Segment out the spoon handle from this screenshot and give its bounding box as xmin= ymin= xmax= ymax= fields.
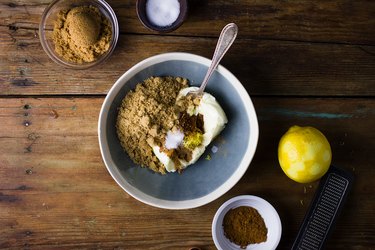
xmin=198 ymin=23 xmax=238 ymax=93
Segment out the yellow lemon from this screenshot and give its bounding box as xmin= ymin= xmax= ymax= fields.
xmin=278 ymin=126 xmax=332 ymax=183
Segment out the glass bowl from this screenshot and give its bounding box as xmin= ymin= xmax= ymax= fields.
xmin=39 ymin=0 xmax=119 ymax=69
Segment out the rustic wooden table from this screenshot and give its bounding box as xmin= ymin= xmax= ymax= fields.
xmin=1 ymin=1 xmax=374 ymax=249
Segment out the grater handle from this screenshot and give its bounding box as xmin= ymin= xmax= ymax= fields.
xmin=291 ymin=166 xmax=354 ymax=250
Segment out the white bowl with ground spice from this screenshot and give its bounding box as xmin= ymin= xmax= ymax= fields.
xmin=212 ymin=195 xmax=282 ymax=250
xmin=39 ymin=0 xmax=119 ymax=69
xmin=98 ymin=52 xmax=259 ymax=209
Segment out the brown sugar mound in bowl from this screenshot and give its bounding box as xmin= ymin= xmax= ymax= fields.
xmin=52 ymin=5 xmax=111 ymax=63
xmin=116 ymin=76 xmax=188 ymax=174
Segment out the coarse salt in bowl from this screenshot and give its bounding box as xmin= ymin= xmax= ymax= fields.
xmin=146 ymin=0 xmax=180 ymax=27
xmin=98 ymin=52 xmax=259 ymax=209
xmin=212 ymin=195 xmax=282 ymax=250
xmin=136 ymin=0 xmax=188 ymax=33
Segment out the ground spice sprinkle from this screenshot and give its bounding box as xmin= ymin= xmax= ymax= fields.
xmin=223 ymin=206 xmax=268 ymax=248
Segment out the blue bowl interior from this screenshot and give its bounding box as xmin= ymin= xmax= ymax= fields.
xmin=106 ymin=60 xmax=250 ymax=201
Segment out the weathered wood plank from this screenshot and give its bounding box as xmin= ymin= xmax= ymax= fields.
xmin=1 ymin=26 xmax=374 ymax=96
xmin=0 ymin=97 xmax=374 ymax=249
xmin=1 ymin=0 xmax=375 ymax=45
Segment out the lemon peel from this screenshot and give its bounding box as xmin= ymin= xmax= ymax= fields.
xmin=278 ymin=125 xmax=332 ymax=183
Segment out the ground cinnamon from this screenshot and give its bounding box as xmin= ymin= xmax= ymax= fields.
xmin=223 ymin=206 xmax=267 ymax=248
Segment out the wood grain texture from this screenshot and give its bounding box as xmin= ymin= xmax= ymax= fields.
xmin=0 ymin=97 xmax=374 ymax=249
xmin=1 ymin=26 xmax=374 ymax=96
xmin=1 ymin=0 xmax=375 ymax=45
xmin=1 ymin=0 xmax=374 ymax=249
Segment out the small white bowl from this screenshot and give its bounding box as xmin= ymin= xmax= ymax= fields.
xmin=212 ymin=195 xmax=282 ymax=250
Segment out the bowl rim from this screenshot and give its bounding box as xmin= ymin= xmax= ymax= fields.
xmin=211 ymin=195 xmax=282 ymax=250
xmin=39 ymin=0 xmax=119 ymax=69
xmin=98 ymin=52 xmax=259 ymax=209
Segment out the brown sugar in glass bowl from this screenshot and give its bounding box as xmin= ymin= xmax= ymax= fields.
xmin=39 ymin=0 xmax=119 ymax=69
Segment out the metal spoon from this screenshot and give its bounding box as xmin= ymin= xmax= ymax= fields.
xmin=188 ymin=23 xmax=238 ymax=96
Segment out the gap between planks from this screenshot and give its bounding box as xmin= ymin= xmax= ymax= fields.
xmin=2 ymin=24 xmax=375 ymax=47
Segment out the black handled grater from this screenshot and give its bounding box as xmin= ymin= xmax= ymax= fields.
xmin=291 ymin=165 xmax=354 ymax=250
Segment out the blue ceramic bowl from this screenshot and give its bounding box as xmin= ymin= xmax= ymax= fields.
xmin=98 ymin=53 xmax=259 ymax=209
